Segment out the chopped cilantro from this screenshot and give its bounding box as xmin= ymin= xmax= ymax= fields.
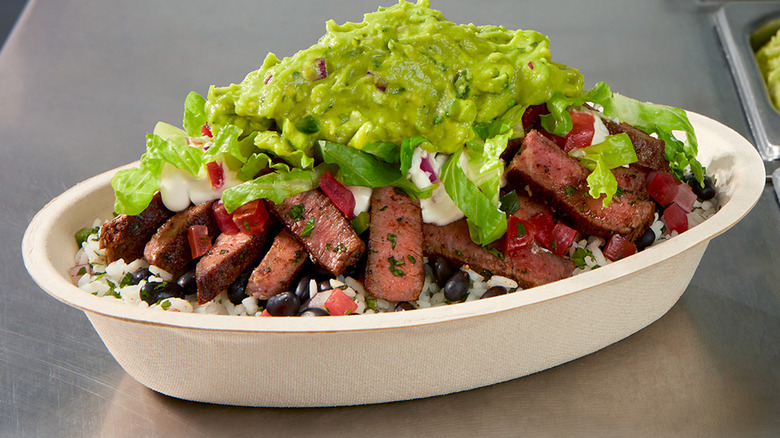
xmin=119 ymin=272 xmax=133 ymax=287
xmin=571 ymin=247 xmax=593 ymax=269
xmin=388 ymin=256 xmax=406 ymax=276
xmin=289 ymin=203 xmax=305 ymax=220
xmin=388 ymin=233 xmax=397 ymax=249
xmin=300 ymin=216 xmax=316 ymax=237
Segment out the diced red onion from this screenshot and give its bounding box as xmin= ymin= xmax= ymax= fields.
xmin=69 ymin=264 xmax=90 ymax=284
xmin=264 ymin=74 xmax=273 ymax=84
xmin=420 ymin=156 xmax=438 ymax=183
xmin=672 ymin=183 xmax=697 ymax=213
xmin=528 ymin=62 xmax=534 ymax=69
xmin=313 ymin=58 xmax=328 ymax=81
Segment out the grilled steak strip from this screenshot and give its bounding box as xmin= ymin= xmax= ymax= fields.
xmin=99 ymin=192 xmax=173 ymax=263
xmin=270 ymin=190 xmax=365 ymax=276
xmin=422 ymin=219 xmax=574 ymax=289
xmin=364 ymin=186 xmax=424 ymax=302
xmin=144 ymin=201 xmax=220 ymax=277
xmin=601 ymin=118 xmax=670 ymax=172
xmin=505 ymin=130 xmax=655 ymax=242
xmin=196 ymin=231 xmax=268 ymax=304
xmin=246 ymin=229 xmax=308 ymax=300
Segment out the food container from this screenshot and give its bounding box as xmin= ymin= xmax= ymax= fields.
xmin=716 ymin=1 xmax=780 ymax=160
xmin=22 ymin=112 xmax=764 ymax=407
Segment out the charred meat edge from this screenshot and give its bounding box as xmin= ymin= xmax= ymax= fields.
xmin=246 ymin=229 xmax=308 ymax=300
xmin=99 ymin=192 xmax=173 ymax=263
xmin=143 ymin=201 xmax=220 ymax=278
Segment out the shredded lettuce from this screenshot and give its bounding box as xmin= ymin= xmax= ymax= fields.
xmin=183 ymin=92 xmax=208 ymax=137
xmin=606 ymin=93 xmax=703 ymax=183
xmin=440 ymin=148 xmax=507 ymax=245
xmin=540 ymin=81 xmax=704 ymax=197
xmin=111 ymin=166 xmax=159 ymax=216
xmin=222 ymin=166 xmax=327 ymax=213
xmin=318 ymin=141 xmax=432 ymax=199
xmin=399 ymin=136 xmax=428 ymax=175
xmin=361 ymin=141 xmax=400 ymax=163
xmin=569 ymin=133 xmax=637 ymax=206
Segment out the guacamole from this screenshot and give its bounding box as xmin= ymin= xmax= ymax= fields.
xmin=206 ymin=0 xmax=583 ymax=166
xmin=111 ymin=0 xmax=702 ymax=247
xmin=756 ymin=28 xmax=780 ymax=111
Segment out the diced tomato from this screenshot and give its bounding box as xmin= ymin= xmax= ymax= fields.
xmin=206 ymin=161 xmax=225 ymax=190
xmin=505 ymin=216 xmax=535 ymax=256
xmin=232 ymin=199 xmax=270 ymax=235
xmin=563 ymin=110 xmax=596 ymax=152
xmin=647 ymin=171 xmax=697 ymax=212
xmin=529 ymin=212 xmax=555 ymax=249
xmin=187 ymin=225 xmax=212 ymax=258
xmin=663 ymin=203 xmax=689 ymax=234
xmin=324 ymin=289 xmax=358 ymax=316
xmin=647 ymin=171 xmax=679 ymax=207
xmin=259 ymin=309 xmax=272 ymax=317
xmin=551 ymin=223 xmax=578 ymax=256
xmin=319 ymin=171 xmax=356 ymax=220
xmin=602 ymin=234 xmax=637 ymax=262
xmin=201 ymin=125 xmax=212 ymax=137
xmin=212 ymin=200 xmax=240 ymax=235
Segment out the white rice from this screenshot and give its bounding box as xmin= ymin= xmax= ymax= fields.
xmin=72 ymin=193 xmax=719 ymax=316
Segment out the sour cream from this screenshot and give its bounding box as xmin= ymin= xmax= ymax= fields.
xmin=158 ymin=161 xmax=243 ymax=212
xmin=407 ymin=147 xmax=465 ymax=226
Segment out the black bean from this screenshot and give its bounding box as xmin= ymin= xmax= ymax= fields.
xmin=634 ymin=228 xmax=656 ymax=252
xmin=685 ymin=174 xmax=717 ymax=201
xmin=481 ymin=286 xmax=507 ymax=299
xmin=294 ymin=275 xmax=315 ymax=304
xmin=442 ymin=271 xmax=470 ymax=302
xmin=394 ymin=301 xmax=416 ymax=311
xmin=266 ymin=292 xmax=300 ymax=316
xmin=318 ymin=279 xmax=333 ymax=292
xmin=431 ymin=255 xmax=456 ymax=286
xmin=299 ymin=307 xmax=329 ymax=317
xmin=141 ymin=281 xmax=185 ymax=305
xmin=176 ymin=270 xmax=197 ymax=295
xmin=128 ymin=267 xmax=152 ymax=286
xmin=227 ymin=272 xmax=251 ymax=305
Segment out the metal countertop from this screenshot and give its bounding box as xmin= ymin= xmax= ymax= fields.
xmin=2 ymin=0 xmax=779 ymax=436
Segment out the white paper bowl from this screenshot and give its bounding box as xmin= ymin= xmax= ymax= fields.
xmin=22 ymin=112 xmax=764 ymax=407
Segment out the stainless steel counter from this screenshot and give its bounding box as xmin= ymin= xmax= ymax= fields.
xmin=2 ymin=0 xmax=779 ymax=436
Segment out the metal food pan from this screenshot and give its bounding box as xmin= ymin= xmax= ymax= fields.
xmin=716 ymin=1 xmax=780 ymax=161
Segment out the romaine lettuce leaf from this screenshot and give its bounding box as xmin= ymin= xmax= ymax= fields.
xmin=183 ymin=91 xmax=208 ymax=137
xmin=400 ymin=136 xmax=427 ymax=176
xmin=145 ymin=133 xmax=203 ymax=178
xmin=541 ymin=81 xmax=703 ymax=188
xmin=111 ymin=167 xmax=160 ymax=216
xmin=440 ymin=148 xmax=507 ymax=246
xmin=569 ymin=133 xmax=637 ymax=206
xmin=222 ymin=166 xmax=327 ymax=213
xmin=318 ymin=141 xmax=432 ymax=199
xmin=606 ymin=93 xmax=703 ymax=183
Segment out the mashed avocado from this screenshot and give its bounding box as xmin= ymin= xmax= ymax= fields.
xmin=206 ymin=0 xmax=583 ymax=166
xmin=756 ymin=29 xmax=780 ymax=111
